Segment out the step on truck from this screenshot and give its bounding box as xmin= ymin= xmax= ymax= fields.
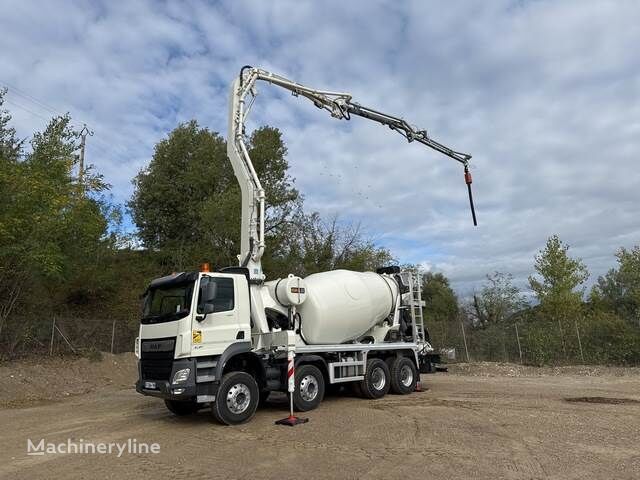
xmin=135 ymin=67 xmax=476 ymax=425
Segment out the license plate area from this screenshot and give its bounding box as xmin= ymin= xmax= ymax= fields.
xmin=144 ymin=381 xmax=157 ymax=390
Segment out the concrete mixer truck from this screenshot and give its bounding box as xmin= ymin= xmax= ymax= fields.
xmin=135 ymin=67 xmax=476 ymax=425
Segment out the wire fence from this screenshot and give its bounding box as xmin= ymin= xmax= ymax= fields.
xmin=47 ymin=316 xmax=137 ymax=356
xmin=427 ymin=316 xmax=640 ymax=366
xmin=3 ymin=312 xmax=638 ymax=366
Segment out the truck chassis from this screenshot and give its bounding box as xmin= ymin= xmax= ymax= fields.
xmin=137 ymin=328 xmax=440 ymax=425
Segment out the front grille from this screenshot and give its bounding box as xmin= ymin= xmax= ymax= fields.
xmin=140 ymin=338 xmax=175 ymax=381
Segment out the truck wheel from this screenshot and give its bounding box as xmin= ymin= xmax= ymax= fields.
xmin=211 ymin=371 xmax=259 ymax=425
xmin=360 ymin=358 xmax=390 ymax=399
xmin=389 ymin=357 xmax=417 ymax=394
xmin=293 ymin=364 xmax=325 ymax=412
xmin=164 ymin=399 xmax=199 ymax=416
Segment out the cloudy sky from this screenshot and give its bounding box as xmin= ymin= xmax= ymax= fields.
xmin=1 ymin=0 xmax=638 ymax=294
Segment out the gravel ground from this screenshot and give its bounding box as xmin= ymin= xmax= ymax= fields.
xmin=1 ymin=356 xmax=639 ymax=479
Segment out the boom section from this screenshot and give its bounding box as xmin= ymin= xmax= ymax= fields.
xmin=227 ymin=67 xmax=476 ymax=281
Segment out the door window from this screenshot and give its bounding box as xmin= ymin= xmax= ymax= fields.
xmin=198 ymin=277 xmax=235 ymax=313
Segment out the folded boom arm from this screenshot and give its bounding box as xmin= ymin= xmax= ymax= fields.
xmin=227 ymin=66 xmax=476 ymax=281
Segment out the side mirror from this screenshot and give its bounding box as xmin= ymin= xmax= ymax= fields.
xmin=202 ymin=303 xmax=215 ymax=315
xmin=198 ymin=277 xmax=218 ymax=315
xmin=196 ymin=302 xmax=215 ymax=322
xmin=197 ymin=277 xmax=218 ymax=316
xmin=204 ymin=281 xmax=217 ymax=300
xmin=199 ymin=277 xmax=217 ymax=300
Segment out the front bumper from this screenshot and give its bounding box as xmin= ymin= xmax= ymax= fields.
xmin=136 ymin=358 xmax=218 ymax=400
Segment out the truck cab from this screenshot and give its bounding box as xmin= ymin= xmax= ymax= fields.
xmin=135 ymin=269 xmax=252 ymax=408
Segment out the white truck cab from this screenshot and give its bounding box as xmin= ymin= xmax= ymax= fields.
xmin=136 ymin=269 xmax=256 ymax=412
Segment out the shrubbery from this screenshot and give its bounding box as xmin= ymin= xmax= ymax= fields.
xmin=426 ymin=238 xmax=640 ymax=366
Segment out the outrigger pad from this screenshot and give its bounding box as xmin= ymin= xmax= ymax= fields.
xmin=275 ymin=415 xmax=309 ymax=427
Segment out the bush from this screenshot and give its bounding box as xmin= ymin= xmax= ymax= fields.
xmin=578 ymin=311 xmax=640 ymax=365
xmin=454 ymin=307 xmax=640 ymax=366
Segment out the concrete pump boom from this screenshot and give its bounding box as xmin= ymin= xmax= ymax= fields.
xmin=227 ymin=66 xmax=476 ymax=282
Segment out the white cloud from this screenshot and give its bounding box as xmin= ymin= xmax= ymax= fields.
xmin=1 ymin=0 xmax=638 ymax=294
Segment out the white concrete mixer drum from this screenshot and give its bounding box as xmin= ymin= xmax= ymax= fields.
xmin=297 ymin=270 xmax=399 ymax=344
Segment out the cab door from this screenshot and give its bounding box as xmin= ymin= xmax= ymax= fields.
xmin=193 ymin=274 xmax=241 ymax=355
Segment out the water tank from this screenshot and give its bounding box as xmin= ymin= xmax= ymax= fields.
xmin=297 ymin=270 xmax=398 ymax=344
xmin=265 ymin=274 xmax=307 ymax=306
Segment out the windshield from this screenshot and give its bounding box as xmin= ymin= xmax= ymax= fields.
xmin=142 ymin=281 xmax=194 ymax=324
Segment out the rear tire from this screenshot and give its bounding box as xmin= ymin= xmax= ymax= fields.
xmin=164 ymin=399 xmax=199 ymax=416
xmin=360 ymin=358 xmax=390 ymax=399
xmin=293 ymin=364 xmax=325 ymax=412
xmin=389 ymin=357 xmax=417 ymax=394
xmin=211 ymin=371 xmax=259 ymax=425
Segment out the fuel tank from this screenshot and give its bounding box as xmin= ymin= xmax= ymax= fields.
xmin=297 ymin=270 xmax=398 ymax=344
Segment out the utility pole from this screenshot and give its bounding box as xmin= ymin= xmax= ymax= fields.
xmin=78 ymin=124 xmax=93 ymax=195
xmin=575 ymin=319 xmax=584 ymax=363
xmin=110 ymin=320 xmax=116 ymax=354
xmin=515 ymin=323 xmax=523 ymax=364
xmin=50 ymin=317 xmax=56 ymax=356
xmin=460 ymin=319 xmax=470 ymax=363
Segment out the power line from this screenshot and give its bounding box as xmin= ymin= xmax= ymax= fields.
xmin=1 ymin=81 xmax=132 ymax=158
xmin=0 ymin=80 xmax=65 ymax=117
xmin=4 ymin=98 xmax=51 ymax=123
xmin=1 ymin=79 xmax=92 ymax=135
xmin=2 ymin=94 xmax=116 ymax=161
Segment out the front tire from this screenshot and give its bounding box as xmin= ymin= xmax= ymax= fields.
xmin=359 ymin=358 xmax=391 ymax=399
xmin=293 ymin=364 xmax=325 ymax=412
xmin=211 ymin=371 xmax=259 ymax=425
xmin=389 ymin=357 xmax=417 ymax=394
xmin=164 ymin=399 xmax=199 ymax=416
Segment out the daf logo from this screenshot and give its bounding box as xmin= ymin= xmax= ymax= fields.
xmin=142 ymin=340 xmax=173 ymax=352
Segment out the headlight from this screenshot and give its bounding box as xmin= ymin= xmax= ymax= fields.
xmin=134 ymin=337 xmax=140 ymax=358
xmin=172 ymin=368 xmax=191 ymax=384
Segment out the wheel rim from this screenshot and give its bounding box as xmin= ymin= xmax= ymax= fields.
xmin=299 ymin=374 xmax=319 ymax=402
xmin=226 ymin=383 xmax=251 ymax=414
xmin=371 ymin=367 xmax=386 ymax=390
xmin=400 ymin=364 xmax=414 ymax=387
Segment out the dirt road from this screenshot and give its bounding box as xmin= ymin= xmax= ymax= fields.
xmin=1 ymin=359 xmax=639 ymax=479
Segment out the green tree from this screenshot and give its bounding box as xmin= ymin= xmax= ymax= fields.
xmin=421 ymin=272 xmax=459 ymax=348
xmin=270 ymin=214 xmax=393 ymax=277
xmin=129 ymin=121 xmax=392 ymax=278
xmin=528 ymin=235 xmax=589 ymax=320
xmin=591 ymin=245 xmax=640 ymax=325
xmin=470 ymin=271 xmax=528 ymax=327
xmin=0 ymin=89 xmax=22 ymax=162
xmin=129 ymin=122 xmax=300 ymax=271
xmin=422 ymin=272 xmax=459 ymax=322
xmin=0 ymin=107 xmax=111 ymax=354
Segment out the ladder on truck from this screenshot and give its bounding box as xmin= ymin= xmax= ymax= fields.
xmin=402 ymin=270 xmax=426 ymax=343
